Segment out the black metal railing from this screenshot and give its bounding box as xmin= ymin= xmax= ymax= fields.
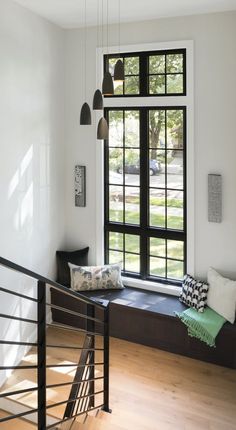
xmin=0 ymin=256 xmax=110 ymax=429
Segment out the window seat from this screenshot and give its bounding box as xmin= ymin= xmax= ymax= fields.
xmin=51 ymin=286 xmax=236 ymax=369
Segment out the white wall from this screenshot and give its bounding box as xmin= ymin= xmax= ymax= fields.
xmin=64 ymin=11 xmax=236 ymax=280
xmin=0 ymin=0 xmax=65 ymax=384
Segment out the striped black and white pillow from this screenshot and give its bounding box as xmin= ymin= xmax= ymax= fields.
xmin=179 ymin=274 xmax=209 ymax=312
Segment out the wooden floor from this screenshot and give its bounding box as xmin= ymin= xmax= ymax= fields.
xmin=0 ymin=327 xmax=236 ymax=429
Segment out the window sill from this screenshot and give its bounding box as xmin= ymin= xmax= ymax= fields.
xmin=122 ymin=276 xmax=180 ymax=297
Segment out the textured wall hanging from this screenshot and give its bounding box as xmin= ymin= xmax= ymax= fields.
xmin=75 ymin=165 xmax=86 ymax=207
xmin=208 ymin=174 xmax=222 ymax=223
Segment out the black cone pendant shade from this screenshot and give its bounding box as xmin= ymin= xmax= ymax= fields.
xmin=102 ymin=72 xmax=114 ymax=96
xmin=80 ymin=102 xmax=92 ymax=125
xmin=97 ymin=117 xmax=108 ymax=140
xmin=114 ymin=59 xmax=125 ymax=84
xmin=93 ymin=89 xmax=103 ymax=110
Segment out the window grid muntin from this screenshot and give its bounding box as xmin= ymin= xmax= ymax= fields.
xmin=107 ymin=54 xmax=140 ymax=95
xmin=107 ymin=109 xmax=141 ymax=227
xmin=104 ymin=48 xmax=186 ymax=97
xmin=107 ymin=231 xmax=141 ymax=274
xmin=148 ymin=107 xmax=185 ymax=233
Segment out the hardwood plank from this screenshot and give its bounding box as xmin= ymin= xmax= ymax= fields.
xmin=0 ymin=410 xmax=36 ymax=430
xmin=1 ymin=327 xmax=235 ymax=430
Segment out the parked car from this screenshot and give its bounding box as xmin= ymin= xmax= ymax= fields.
xmin=117 ymin=159 xmax=161 ymax=176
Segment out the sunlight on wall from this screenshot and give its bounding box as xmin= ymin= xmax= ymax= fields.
xmin=8 ymin=170 xmax=19 ymax=200
xmin=21 ymin=182 xmax=33 ymax=226
xmin=8 ymin=145 xmax=33 ymax=200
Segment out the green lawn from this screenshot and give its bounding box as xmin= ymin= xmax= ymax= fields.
xmin=126 ymin=196 xmax=183 ymax=208
xmin=110 ymin=209 xmax=183 ymax=230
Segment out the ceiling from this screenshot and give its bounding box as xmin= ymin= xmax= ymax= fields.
xmin=14 ymin=0 xmax=236 ymax=29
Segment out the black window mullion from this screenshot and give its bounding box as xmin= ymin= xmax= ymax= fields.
xmin=164 ymin=54 xmax=167 ymax=94
xmin=104 ymin=108 xmax=110 ymax=265
xmin=140 ymin=53 xmax=148 ymax=97
xmin=140 ymin=108 xmax=148 ymax=279
xmin=123 ymin=110 xmax=126 ymax=268
xmin=164 ymin=109 xmax=167 ymax=232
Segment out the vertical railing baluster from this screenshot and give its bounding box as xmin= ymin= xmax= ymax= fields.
xmin=37 ymin=281 xmax=46 ymax=430
xmin=87 ymin=304 xmax=95 ymax=409
xmin=103 ymin=303 xmax=110 ymax=413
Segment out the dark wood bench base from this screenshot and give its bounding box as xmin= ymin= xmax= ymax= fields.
xmin=51 ymin=286 xmax=236 ymax=369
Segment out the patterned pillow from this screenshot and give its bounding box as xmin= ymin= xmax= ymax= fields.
xmin=68 ymin=263 xmax=124 ymax=292
xmin=179 ymin=274 xmax=209 ymax=312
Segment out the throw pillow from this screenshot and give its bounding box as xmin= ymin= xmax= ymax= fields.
xmin=179 ymin=274 xmax=209 ymax=312
xmin=207 ymin=267 xmax=236 ymax=324
xmin=68 ymin=263 xmax=124 ymax=292
xmin=56 ymin=247 xmax=89 ymax=287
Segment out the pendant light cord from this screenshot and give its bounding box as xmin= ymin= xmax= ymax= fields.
xmin=97 ymin=0 xmax=99 ymax=85
xmin=118 ymin=0 xmax=120 ymax=55
xmin=102 ymin=0 xmax=103 ymax=51
xmin=84 ymin=0 xmax=87 ymax=100
xmin=106 ymin=0 xmax=109 ymax=56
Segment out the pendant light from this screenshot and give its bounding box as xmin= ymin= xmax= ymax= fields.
xmin=97 ymin=117 xmax=108 ymax=140
xmin=114 ymin=0 xmax=124 ymax=85
xmin=80 ymin=102 xmax=91 ymax=125
xmin=80 ymin=0 xmax=92 ymax=125
xmin=93 ymin=89 xmax=103 ymax=110
xmin=102 ymin=0 xmax=114 ymax=96
xmin=93 ymin=0 xmax=103 ymax=110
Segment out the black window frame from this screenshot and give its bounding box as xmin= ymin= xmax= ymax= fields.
xmin=104 ymin=48 xmax=186 ymax=97
xmin=104 ymin=106 xmax=187 ymax=287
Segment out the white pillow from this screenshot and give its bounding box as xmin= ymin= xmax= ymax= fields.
xmin=207 ymin=267 xmax=236 ymax=324
xmin=68 ymin=263 xmax=124 ymax=292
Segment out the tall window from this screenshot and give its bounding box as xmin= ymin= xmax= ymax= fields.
xmin=104 ymin=49 xmax=186 ymax=285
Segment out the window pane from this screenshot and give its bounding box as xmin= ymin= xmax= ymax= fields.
xmin=150 ymin=257 xmax=165 ymax=277
xmin=125 ymin=57 xmax=139 ymax=75
xmin=166 ymin=54 xmax=183 ymax=73
xmin=167 ymin=190 xmax=183 ymax=230
xmin=149 ymin=189 xmax=165 ymax=228
xmin=125 ymin=253 xmax=140 ymax=273
xmin=109 ymin=250 xmax=123 ymax=269
xmin=167 ymin=260 xmax=184 ymax=279
xmin=150 ymin=238 xmax=166 ymax=257
xmin=125 ymin=76 xmax=139 ymax=94
xmin=125 ymin=149 xmax=140 ymax=186
xmin=167 ymin=240 xmax=184 ymax=260
xmin=114 ymin=82 xmax=123 ymax=95
xmin=149 ymin=149 xmax=165 ymax=188
xmin=125 ymin=111 xmax=140 ymax=148
xmin=149 ymin=75 xmax=165 ymax=94
xmin=125 ymin=234 xmax=140 ymax=254
xmin=109 ymin=148 xmax=123 ymax=185
xmin=109 ymin=111 xmax=123 ymax=147
xmin=167 ymin=110 xmax=184 ymax=149
xmin=149 ymin=110 xmax=165 ymax=149
xmin=125 ymin=187 xmax=140 ymax=224
xmin=167 ymin=150 xmax=183 ymax=190
xmin=149 ymin=55 xmax=165 ymax=74
xmin=109 ymin=232 xmax=123 ymax=251
xmin=167 ymin=74 xmax=183 ymax=93
xmin=109 ymin=186 xmax=123 ymax=223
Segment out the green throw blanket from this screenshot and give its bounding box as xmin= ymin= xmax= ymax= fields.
xmin=175 ymin=307 xmax=226 ymax=347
